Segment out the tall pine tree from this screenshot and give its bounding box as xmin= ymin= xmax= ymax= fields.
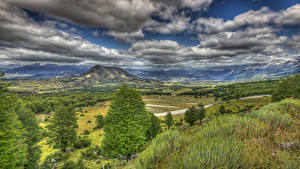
xmin=102 ymin=84 xmax=151 ymax=158
xmin=165 ymin=112 xmax=174 ymax=129
xmin=48 ymin=104 xmax=78 ymax=152
xmin=0 ymin=74 xmax=27 ymax=168
xmin=17 ymin=105 xmax=42 ymax=169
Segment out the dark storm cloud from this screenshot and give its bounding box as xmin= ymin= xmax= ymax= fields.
xmin=0 ymin=1 xmax=124 ymax=65
xmin=0 ymin=1 xmax=299 ymax=70
xmin=9 ymin=0 xmax=213 ymax=43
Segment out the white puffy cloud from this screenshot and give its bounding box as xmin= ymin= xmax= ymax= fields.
xmin=275 ymin=4 xmax=300 ymax=25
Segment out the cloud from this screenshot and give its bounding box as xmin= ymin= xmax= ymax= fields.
xmin=0 ymin=0 xmax=299 ymax=71
xmin=92 ymin=31 xmax=99 ymax=37
xmin=275 ymin=4 xmax=300 ymax=25
xmin=9 ymin=0 xmax=213 ymax=33
xmin=0 ymin=1 xmax=125 ymax=65
xmin=144 ymin=15 xmax=190 ymax=34
xmin=191 ymin=4 xmax=300 ymax=35
xmin=106 ymin=30 xmax=144 ymax=44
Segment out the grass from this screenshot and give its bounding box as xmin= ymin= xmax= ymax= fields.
xmin=76 ymin=101 xmax=110 ymax=134
xmin=132 ymin=99 xmax=300 ymax=169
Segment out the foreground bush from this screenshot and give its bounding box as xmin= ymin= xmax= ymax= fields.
xmin=200 ymin=115 xmax=267 ymax=139
xmin=134 ymin=130 xmax=191 ymax=169
xmin=182 ymin=136 xmax=246 ymax=169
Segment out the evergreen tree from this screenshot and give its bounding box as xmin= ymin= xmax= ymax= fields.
xmin=196 ymin=103 xmax=205 ymax=122
xmin=165 ymin=112 xmax=174 ymax=129
xmin=17 ymin=106 xmax=42 ymax=169
xmin=219 ymin=105 xmax=226 ymax=115
xmin=146 ymin=113 xmax=161 ymax=140
xmin=48 ymin=104 xmax=78 ymax=152
xmin=94 ymin=115 xmax=105 ymax=130
xmin=184 ymin=106 xmax=197 ymax=126
xmin=0 ymin=76 xmax=27 ymax=168
xmin=102 ymin=84 xmax=151 ymax=158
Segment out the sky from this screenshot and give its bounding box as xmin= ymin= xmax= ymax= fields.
xmin=0 ymin=0 xmax=300 ymax=70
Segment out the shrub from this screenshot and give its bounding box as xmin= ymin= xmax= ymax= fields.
xmin=81 ymin=146 xmax=102 ymax=160
xmin=134 ymin=130 xmax=191 ymax=169
xmin=94 ymin=115 xmax=105 ymax=130
xmin=82 ymin=130 xmax=90 ymax=135
xmin=73 ymin=136 xmax=91 ymax=149
xmin=182 ymin=136 xmax=246 ymax=169
xmin=62 ymin=158 xmax=85 ymax=169
xmin=201 ymin=115 xmax=267 ymax=140
xmin=41 ymin=151 xmax=69 ymax=169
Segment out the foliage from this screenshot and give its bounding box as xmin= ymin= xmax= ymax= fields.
xmin=146 ymin=113 xmax=162 ymax=140
xmin=94 ymin=114 xmax=105 ymax=130
xmin=184 ymin=104 xmax=206 ymax=126
xmin=196 ymin=103 xmax=205 ymax=122
xmin=81 ymin=146 xmax=102 ymax=160
xmin=47 ymin=104 xmax=78 ymax=152
xmin=73 ymin=136 xmax=91 ymax=149
xmin=102 ymin=84 xmax=151 ymax=158
xmin=272 ymin=75 xmax=300 ymax=102
xmin=184 ymin=106 xmax=197 ymax=126
xmin=182 ymin=136 xmax=245 ymax=169
xmin=16 ymin=105 xmax=42 ymax=169
xmin=40 ymin=151 xmax=69 ymax=169
xmin=219 ymin=105 xmax=226 ymax=115
xmin=134 ymin=130 xmax=191 ymax=169
xmin=165 ymin=112 xmax=174 ymax=129
xmin=0 ymin=79 xmax=27 ymax=169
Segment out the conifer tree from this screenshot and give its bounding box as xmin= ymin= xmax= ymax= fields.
xmin=196 ymin=103 xmax=205 ymax=122
xmin=102 ymin=84 xmax=151 ymax=158
xmin=94 ymin=114 xmax=105 ymax=130
xmin=146 ymin=113 xmax=161 ymax=140
xmin=219 ymin=105 xmax=226 ymax=115
xmin=165 ymin=112 xmax=174 ymax=129
xmin=17 ymin=106 xmax=42 ymax=169
xmin=184 ymin=106 xmax=197 ymax=126
xmin=0 ymin=75 xmax=27 ymax=168
xmin=48 ymin=104 xmax=78 ymax=152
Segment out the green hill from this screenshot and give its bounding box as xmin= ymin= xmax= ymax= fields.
xmin=131 ymin=99 xmax=300 ymax=169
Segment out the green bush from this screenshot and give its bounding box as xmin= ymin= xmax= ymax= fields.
xmin=201 ymin=115 xmax=266 ymax=139
xmin=41 ymin=151 xmax=69 ymax=169
xmin=81 ymin=146 xmax=102 ymax=160
xmin=134 ymin=130 xmax=191 ymax=169
xmin=182 ymin=136 xmax=246 ymax=169
xmin=73 ymin=136 xmax=91 ymax=149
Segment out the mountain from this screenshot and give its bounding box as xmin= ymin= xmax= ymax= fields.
xmin=126 ymin=57 xmax=300 ymax=82
xmin=80 ymin=65 xmax=142 ymax=83
xmin=1 ymin=63 xmax=90 ymax=79
xmin=1 ymin=57 xmax=299 ymax=82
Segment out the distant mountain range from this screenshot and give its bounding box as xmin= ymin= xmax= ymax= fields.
xmin=1 ymin=58 xmax=299 ymax=83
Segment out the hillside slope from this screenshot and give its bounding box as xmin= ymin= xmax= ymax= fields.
xmin=132 ymin=99 xmax=300 ymax=169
